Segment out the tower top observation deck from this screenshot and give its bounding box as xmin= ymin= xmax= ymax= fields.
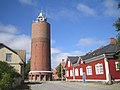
xmin=36 ymin=10 xmax=47 ymax=22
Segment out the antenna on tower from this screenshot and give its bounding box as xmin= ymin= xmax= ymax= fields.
xmin=46 ymin=9 xmax=47 ymax=18
xmin=35 ymin=0 xmax=47 ymax=22
xmin=40 ymin=0 xmax=43 ymax=12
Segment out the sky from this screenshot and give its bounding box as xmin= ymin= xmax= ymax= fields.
xmin=0 ymin=0 xmax=120 ymax=69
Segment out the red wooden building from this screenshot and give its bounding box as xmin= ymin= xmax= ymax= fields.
xmin=66 ymin=38 xmax=120 ymax=84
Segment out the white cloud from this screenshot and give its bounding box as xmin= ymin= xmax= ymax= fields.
xmin=77 ymin=3 xmax=96 ymax=16
xmin=8 ymin=34 xmax=31 ymax=52
xmin=103 ymin=0 xmax=120 ymax=17
xmin=19 ymin=0 xmax=37 ymax=6
xmin=47 ymin=3 xmax=96 ymax=21
xmin=51 ymin=39 xmax=85 ymax=69
xmin=51 ymin=39 xmax=56 ymax=45
xmin=0 ymin=23 xmax=17 ymax=34
xmin=51 ymin=48 xmax=61 ymax=54
xmin=0 ymin=23 xmax=31 ymax=60
xmin=77 ymin=38 xmax=107 ymax=47
xmin=47 ymin=7 xmax=79 ymax=21
xmin=51 ymin=50 xmax=85 ymax=69
xmin=71 ymin=50 xmax=85 ymax=56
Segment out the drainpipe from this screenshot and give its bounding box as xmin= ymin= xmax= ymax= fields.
xmin=103 ymin=54 xmax=112 ymax=84
xmin=73 ymin=67 xmax=75 ymax=80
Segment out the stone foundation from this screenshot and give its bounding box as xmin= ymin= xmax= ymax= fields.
xmin=29 ymin=71 xmax=52 ymax=81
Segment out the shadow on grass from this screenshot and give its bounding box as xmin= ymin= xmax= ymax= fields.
xmin=27 ymin=81 xmax=43 ymax=85
xmin=14 ymin=81 xmax=43 ymax=90
xmin=14 ymin=83 xmax=30 ymax=90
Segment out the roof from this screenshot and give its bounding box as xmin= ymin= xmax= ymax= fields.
xmin=0 ymin=43 xmax=18 ymax=54
xmin=67 ymin=56 xmax=79 ymax=64
xmin=81 ymin=44 xmax=120 ymax=60
xmin=0 ymin=43 xmax=25 ymax=64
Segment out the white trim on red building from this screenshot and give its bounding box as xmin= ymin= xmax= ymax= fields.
xmin=66 ymin=41 xmax=120 ymax=83
xmin=103 ymin=54 xmax=110 ymax=82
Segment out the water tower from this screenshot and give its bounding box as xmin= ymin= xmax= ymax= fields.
xmin=29 ymin=11 xmax=52 ymax=81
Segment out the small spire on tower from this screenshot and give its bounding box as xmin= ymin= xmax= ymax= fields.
xmin=36 ymin=10 xmax=47 ymax=22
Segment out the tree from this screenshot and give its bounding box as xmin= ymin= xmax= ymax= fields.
xmin=56 ymin=64 xmax=63 ymax=78
xmin=118 ymin=2 xmax=120 ymax=8
xmin=113 ymin=2 xmax=120 ymax=31
xmin=113 ymin=2 xmax=120 ymax=71
xmin=115 ymin=33 xmax=120 ymax=47
xmin=0 ymin=61 xmax=20 ymax=89
xmin=113 ymin=18 xmax=120 ymax=31
xmin=24 ymin=60 xmax=30 ymax=79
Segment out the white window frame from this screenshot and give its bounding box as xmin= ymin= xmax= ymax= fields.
xmin=86 ymin=66 xmax=92 ymax=75
xmin=95 ymin=63 xmax=103 ymax=75
xmin=115 ymin=62 xmax=119 ymax=71
xmin=70 ymin=70 xmax=73 ymax=76
xmin=75 ymin=68 xmax=79 ymax=76
xmin=68 ymin=61 xmax=70 ymax=67
xmin=80 ymin=68 xmax=83 ymax=76
xmin=66 ymin=71 xmax=69 ymax=77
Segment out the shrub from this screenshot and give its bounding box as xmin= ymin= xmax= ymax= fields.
xmin=0 ymin=61 xmax=21 ymax=89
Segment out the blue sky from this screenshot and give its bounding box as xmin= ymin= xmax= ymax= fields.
xmin=0 ymin=0 xmax=120 ymax=69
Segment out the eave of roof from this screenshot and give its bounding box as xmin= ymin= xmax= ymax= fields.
xmin=81 ymin=44 xmax=120 ymax=60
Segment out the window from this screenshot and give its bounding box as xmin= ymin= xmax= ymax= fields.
xmin=80 ymin=68 xmax=83 ymax=76
xmin=66 ymin=71 xmax=69 ymax=77
xmin=95 ymin=63 xmax=103 ymax=74
xmin=75 ymin=68 xmax=79 ymax=76
xmin=68 ymin=61 xmax=70 ymax=67
xmin=115 ymin=62 xmax=120 ymax=71
xmin=6 ymin=53 xmax=12 ymax=62
xmin=70 ymin=70 xmax=73 ymax=76
xmin=86 ymin=66 xmax=92 ymax=75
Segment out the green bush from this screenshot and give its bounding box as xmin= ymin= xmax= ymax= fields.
xmin=0 ymin=61 xmax=21 ymax=89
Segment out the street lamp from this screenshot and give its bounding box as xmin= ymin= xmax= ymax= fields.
xmin=61 ymin=62 xmax=63 ymax=81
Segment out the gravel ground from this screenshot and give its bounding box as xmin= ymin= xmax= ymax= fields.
xmin=29 ymin=81 xmax=120 ymax=90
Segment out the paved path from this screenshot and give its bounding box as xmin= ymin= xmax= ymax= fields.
xmin=29 ymin=81 xmax=120 ymax=90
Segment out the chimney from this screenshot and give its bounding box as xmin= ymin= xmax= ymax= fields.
xmin=62 ymin=59 xmax=64 ymax=61
xmin=110 ymin=38 xmax=115 ymax=44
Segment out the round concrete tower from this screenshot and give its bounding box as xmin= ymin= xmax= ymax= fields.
xmin=29 ymin=11 xmax=52 ymax=81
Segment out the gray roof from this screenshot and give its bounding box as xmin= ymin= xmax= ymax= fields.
xmin=81 ymin=44 xmax=120 ymax=60
xmin=67 ymin=56 xmax=79 ymax=64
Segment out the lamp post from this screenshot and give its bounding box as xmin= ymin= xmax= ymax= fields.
xmin=61 ymin=62 xmax=63 ymax=81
